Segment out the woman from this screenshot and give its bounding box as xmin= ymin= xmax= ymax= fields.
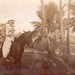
xmin=2 ymin=19 xmax=15 ymax=60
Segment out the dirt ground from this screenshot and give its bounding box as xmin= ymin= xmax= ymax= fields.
xmin=0 ymin=53 xmax=54 ymax=75
xmin=0 ymin=49 xmax=75 ymax=75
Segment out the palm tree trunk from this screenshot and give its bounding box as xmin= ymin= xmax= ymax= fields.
xmin=66 ymin=0 xmax=71 ymax=67
xmin=59 ymin=0 xmax=64 ymax=43
xmin=67 ymin=0 xmax=71 ymax=54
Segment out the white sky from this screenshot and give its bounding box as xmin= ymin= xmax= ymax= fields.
xmin=0 ymin=0 xmax=73 ymax=32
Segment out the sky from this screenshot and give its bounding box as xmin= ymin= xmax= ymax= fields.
xmin=0 ymin=0 xmax=73 ymax=33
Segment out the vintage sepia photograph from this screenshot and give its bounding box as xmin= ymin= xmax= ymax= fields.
xmin=0 ymin=0 xmax=75 ymax=75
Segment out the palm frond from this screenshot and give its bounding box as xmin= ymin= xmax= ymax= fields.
xmin=36 ymin=11 xmax=44 ymax=21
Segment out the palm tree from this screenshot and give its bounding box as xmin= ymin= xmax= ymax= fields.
xmin=31 ymin=2 xmax=69 ymax=72
xmin=31 ymin=2 xmax=60 ymax=40
xmin=31 ymin=2 xmax=62 ymax=56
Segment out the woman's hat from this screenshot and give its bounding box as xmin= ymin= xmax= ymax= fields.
xmin=7 ymin=19 xmax=15 ymax=24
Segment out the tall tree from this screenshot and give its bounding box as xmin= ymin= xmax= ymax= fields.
xmin=31 ymin=2 xmax=62 ymax=54
xmin=31 ymin=2 xmax=60 ymax=39
xmin=31 ymin=1 xmax=69 ymax=70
